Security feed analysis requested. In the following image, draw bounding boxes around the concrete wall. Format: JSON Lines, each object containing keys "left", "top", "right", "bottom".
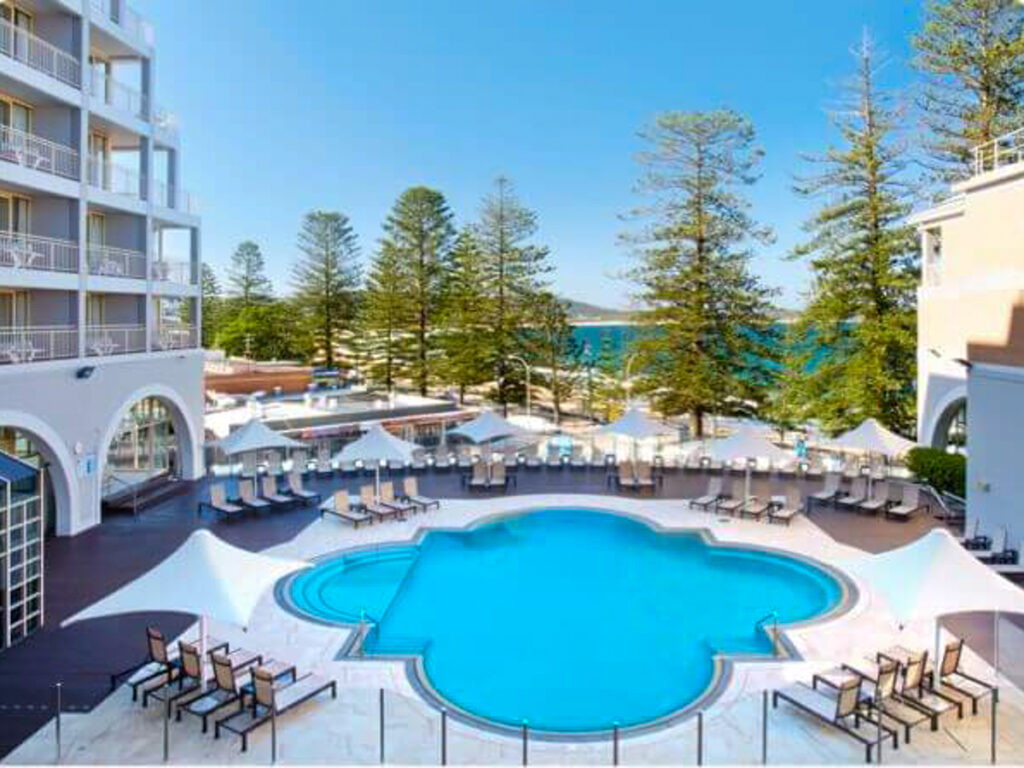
{"left": 0, "top": 351, "right": 205, "bottom": 535}
{"left": 966, "top": 363, "right": 1024, "bottom": 556}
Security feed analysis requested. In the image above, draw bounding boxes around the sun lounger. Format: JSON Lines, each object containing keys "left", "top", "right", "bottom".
{"left": 635, "top": 462, "right": 656, "bottom": 493}
{"left": 200, "top": 483, "right": 245, "bottom": 520}
{"left": 315, "top": 447, "right": 333, "bottom": 477}
{"left": 934, "top": 638, "right": 996, "bottom": 715}
{"left": 858, "top": 481, "right": 891, "bottom": 516}
{"left": 127, "top": 627, "right": 228, "bottom": 702}
{"left": 769, "top": 486, "right": 804, "bottom": 525}
{"left": 740, "top": 495, "right": 771, "bottom": 520}
{"left": 359, "top": 485, "right": 403, "bottom": 522}
{"left": 290, "top": 449, "right": 309, "bottom": 476}
{"left": 886, "top": 484, "right": 925, "bottom": 521}
{"left": 958, "top": 518, "right": 989, "bottom": 549}
{"left": 878, "top": 647, "right": 963, "bottom": 722}
{"left": 774, "top": 674, "right": 896, "bottom": 763}
{"left": 379, "top": 481, "right": 416, "bottom": 515}
{"left": 691, "top": 476, "right": 724, "bottom": 511}
{"left": 176, "top": 651, "right": 247, "bottom": 733}
{"left": 236, "top": 478, "right": 270, "bottom": 512}
{"left": 840, "top": 659, "right": 933, "bottom": 744}
{"left": 469, "top": 461, "right": 489, "bottom": 490}
{"left": 810, "top": 473, "right": 842, "bottom": 506}
{"left": 266, "top": 452, "right": 285, "bottom": 477}
{"left": 488, "top": 462, "right": 508, "bottom": 491}
{"left": 716, "top": 480, "right": 747, "bottom": 515}
{"left": 215, "top": 667, "right": 337, "bottom": 752}
{"left": 143, "top": 640, "right": 210, "bottom": 709}
{"left": 402, "top": 477, "right": 439, "bottom": 512}
{"left": 320, "top": 490, "right": 372, "bottom": 527}
{"left": 260, "top": 476, "right": 293, "bottom": 507}
{"left": 239, "top": 452, "right": 259, "bottom": 479}
{"left": 617, "top": 461, "right": 638, "bottom": 492}
{"left": 285, "top": 471, "right": 320, "bottom": 505}
{"left": 836, "top": 477, "right": 868, "bottom": 511}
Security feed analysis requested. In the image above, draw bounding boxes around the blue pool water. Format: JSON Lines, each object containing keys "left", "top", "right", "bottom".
{"left": 288, "top": 509, "right": 843, "bottom": 732}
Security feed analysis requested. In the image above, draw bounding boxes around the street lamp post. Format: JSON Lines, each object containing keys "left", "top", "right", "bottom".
{"left": 508, "top": 355, "right": 531, "bottom": 419}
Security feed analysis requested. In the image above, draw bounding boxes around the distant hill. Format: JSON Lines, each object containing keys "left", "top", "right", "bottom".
{"left": 562, "top": 298, "right": 632, "bottom": 323}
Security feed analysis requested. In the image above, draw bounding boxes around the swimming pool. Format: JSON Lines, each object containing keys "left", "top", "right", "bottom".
{"left": 286, "top": 508, "right": 846, "bottom": 734}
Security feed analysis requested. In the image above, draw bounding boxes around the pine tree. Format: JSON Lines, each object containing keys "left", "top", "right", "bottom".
{"left": 438, "top": 229, "right": 493, "bottom": 403}
{"left": 527, "top": 292, "right": 582, "bottom": 425}
{"left": 359, "top": 243, "right": 411, "bottom": 392}
{"left": 200, "top": 263, "right": 221, "bottom": 348}
{"left": 474, "top": 176, "right": 553, "bottom": 414}
{"left": 291, "top": 211, "right": 361, "bottom": 368}
{"left": 226, "top": 241, "right": 273, "bottom": 309}
{"left": 913, "top": 0, "right": 1024, "bottom": 183}
{"left": 784, "top": 33, "right": 919, "bottom": 435}
{"left": 624, "top": 110, "right": 778, "bottom": 437}
{"left": 378, "top": 187, "right": 455, "bottom": 395}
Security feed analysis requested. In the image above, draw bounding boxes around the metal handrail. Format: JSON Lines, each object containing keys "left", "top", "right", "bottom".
{"left": 974, "top": 127, "right": 1024, "bottom": 175}
{"left": 0, "top": 17, "right": 81, "bottom": 87}
{"left": 102, "top": 472, "right": 139, "bottom": 518}
{"left": 87, "top": 243, "right": 146, "bottom": 278}
{"left": 87, "top": 156, "right": 145, "bottom": 199}
{"left": 755, "top": 610, "right": 780, "bottom": 658}
{"left": 0, "top": 231, "right": 79, "bottom": 273}
{"left": 0, "top": 124, "right": 80, "bottom": 179}
{"left": 89, "top": 67, "right": 148, "bottom": 120}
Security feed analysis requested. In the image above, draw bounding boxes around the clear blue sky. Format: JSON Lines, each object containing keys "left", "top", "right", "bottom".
{"left": 136, "top": 0, "right": 923, "bottom": 310}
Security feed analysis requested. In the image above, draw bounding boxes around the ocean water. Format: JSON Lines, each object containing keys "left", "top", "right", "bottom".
{"left": 289, "top": 508, "right": 841, "bottom": 732}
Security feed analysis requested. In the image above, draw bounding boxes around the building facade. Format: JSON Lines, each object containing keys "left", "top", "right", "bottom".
{"left": 0, "top": 0, "right": 203, "bottom": 538}
{"left": 912, "top": 127, "right": 1024, "bottom": 555}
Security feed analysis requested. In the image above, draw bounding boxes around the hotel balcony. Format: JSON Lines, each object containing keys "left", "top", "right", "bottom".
{"left": 151, "top": 258, "right": 192, "bottom": 285}
{"left": 89, "top": 67, "right": 147, "bottom": 122}
{"left": 0, "top": 231, "right": 79, "bottom": 274}
{"left": 85, "top": 322, "right": 145, "bottom": 356}
{"left": 87, "top": 156, "right": 143, "bottom": 199}
{"left": 0, "top": 126, "right": 80, "bottom": 181}
{"left": 152, "top": 179, "right": 198, "bottom": 215}
{"left": 150, "top": 323, "right": 196, "bottom": 351}
{"left": 90, "top": 0, "right": 154, "bottom": 50}
{"left": 0, "top": 324, "right": 77, "bottom": 364}
{"left": 0, "top": 18, "right": 81, "bottom": 90}
{"left": 974, "top": 127, "right": 1024, "bottom": 175}
{"left": 86, "top": 243, "right": 146, "bottom": 279}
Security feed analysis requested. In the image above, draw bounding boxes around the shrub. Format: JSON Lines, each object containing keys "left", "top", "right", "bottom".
{"left": 905, "top": 447, "right": 966, "bottom": 497}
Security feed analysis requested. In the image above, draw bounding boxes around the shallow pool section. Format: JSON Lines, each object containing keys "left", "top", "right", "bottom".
{"left": 288, "top": 508, "right": 843, "bottom": 733}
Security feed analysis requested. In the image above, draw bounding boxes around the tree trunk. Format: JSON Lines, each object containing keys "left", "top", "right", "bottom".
{"left": 692, "top": 407, "right": 704, "bottom": 439}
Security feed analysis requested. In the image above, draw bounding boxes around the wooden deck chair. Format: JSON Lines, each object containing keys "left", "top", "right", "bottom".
{"left": 635, "top": 461, "right": 656, "bottom": 493}
{"left": 402, "top": 477, "right": 439, "bottom": 512}
{"left": 489, "top": 462, "right": 508, "bottom": 491}
{"left": 320, "top": 490, "right": 372, "bottom": 527}
{"left": 359, "top": 484, "right": 401, "bottom": 522}
{"left": 617, "top": 461, "right": 638, "bottom": 492}
{"left": 379, "top": 481, "right": 415, "bottom": 516}
{"left": 469, "top": 461, "right": 489, "bottom": 490}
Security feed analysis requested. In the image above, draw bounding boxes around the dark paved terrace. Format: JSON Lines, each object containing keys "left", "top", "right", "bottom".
{"left": 0, "top": 466, "right": 1017, "bottom": 756}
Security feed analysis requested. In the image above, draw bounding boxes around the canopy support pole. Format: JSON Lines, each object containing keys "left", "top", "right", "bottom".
{"left": 199, "top": 615, "right": 208, "bottom": 691}
{"left": 375, "top": 464, "right": 381, "bottom": 501}
{"left": 934, "top": 620, "right": 942, "bottom": 682}
{"left": 993, "top": 609, "right": 1000, "bottom": 765}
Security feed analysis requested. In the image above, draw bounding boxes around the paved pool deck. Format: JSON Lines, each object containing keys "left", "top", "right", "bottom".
{"left": 3, "top": 480, "right": 1022, "bottom": 765}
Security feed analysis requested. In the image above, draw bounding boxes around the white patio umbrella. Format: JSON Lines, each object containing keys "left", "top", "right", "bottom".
{"left": 703, "top": 425, "right": 794, "bottom": 501}
{"left": 335, "top": 423, "right": 421, "bottom": 498}
{"left": 842, "top": 528, "right": 1024, "bottom": 763}
{"left": 830, "top": 418, "right": 916, "bottom": 458}
{"left": 593, "top": 407, "right": 675, "bottom": 461}
{"left": 448, "top": 410, "right": 529, "bottom": 463}
{"left": 209, "top": 418, "right": 306, "bottom": 456}
{"left": 62, "top": 530, "right": 308, "bottom": 671}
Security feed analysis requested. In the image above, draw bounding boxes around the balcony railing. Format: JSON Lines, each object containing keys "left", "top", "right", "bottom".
{"left": 152, "top": 324, "right": 197, "bottom": 351}
{"left": 89, "top": 68, "right": 148, "bottom": 120}
{"left": 0, "top": 231, "right": 79, "bottom": 273}
{"left": 86, "top": 323, "right": 146, "bottom": 356}
{"left": 87, "top": 156, "right": 144, "bottom": 199}
{"left": 152, "top": 179, "right": 199, "bottom": 215}
{"left": 87, "top": 243, "right": 146, "bottom": 279}
{"left": 0, "top": 18, "right": 81, "bottom": 88}
{"left": 152, "top": 106, "right": 179, "bottom": 139}
{"left": 0, "top": 325, "right": 77, "bottom": 364}
{"left": 90, "top": 0, "right": 154, "bottom": 48}
{"left": 0, "top": 125, "right": 80, "bottom": 180}
{"left": 151, "top": 259, "right": 192, "bottom": 284}
{"left": 974, "top": 127, "right": 1024, "bottom": 175}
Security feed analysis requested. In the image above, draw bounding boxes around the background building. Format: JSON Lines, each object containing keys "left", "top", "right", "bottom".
{"left": 0, "top": 0, "right": 203, "bottom": 540}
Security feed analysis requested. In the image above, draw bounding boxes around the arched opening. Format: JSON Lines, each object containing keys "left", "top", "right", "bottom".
{"left": 0, "top": 414, "right": 78, "bottom": 537}
{"left": 931, "top": 397, "right": 967, "bottom": 454}
{"left": 98, "top": 388, "right": 201, "bottom": 516}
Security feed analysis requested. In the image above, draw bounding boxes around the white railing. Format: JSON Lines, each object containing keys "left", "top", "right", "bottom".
{"left": 87, "top": 156, "right": 144, "bottom": 199}
{"left": 974, "top": 127, "right": 1024, "bottom": 175}
{"left": 90, "top": 0, "right": 154, "bottom": 48}
{"left": 0, "top": 231, "right": 78, "bottom": 273}
{"left": 0, "top": 18, "right": 81, "bottom": 88}
{"left": 151, "top": 259, "right": 192, "bottom": 284}
{"left": 0, "top": 124, "right": 80, "bottom": 180}
{"left": 86, "top": 324, "right": 146, "bottom": 356}
{"left": 152, "top": 106, "right": 179, "bottom": 139}
{"left": 89, "top": 67, "right": 148, "bottom": 120}
{"left": 0, "top": 325, "right": 77, "bottom": 364}
{"left": 152, "top": 324, "right": 197, "bottom": 351}
{"left": 87, "top": 243, "right": 146, "bottom": 278}
{"left": 152, "top": 179, "right": 199, "bottom": 215}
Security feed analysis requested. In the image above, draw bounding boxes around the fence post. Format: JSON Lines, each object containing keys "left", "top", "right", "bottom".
{"left": 697, "top": 711, "right": 703, "bottom": 766}
{"left": 521, "top": 720, "right": 528, "bottom": 766}
{"left": 612, "top": 722, "right": 619, "bottom": 766}
{"left": 379, "top": 688, "right": 385, "bottom": 764}
{"left": 54, "top": 682, "right": 62, "bottom": 764}
{"left": 271, "top": 707, "right": 277, "bottom": 764}
{"left": 761, "top": 690, "right": 768, "bottom": 764}
{"left": 163, "top": 694, "right": 170, "bottom": 763}
{"left": 440, "top": 709, "right": 447, "bottom": 766}
{"left": 991, "top": 687, "right": 999, "bottom": 765}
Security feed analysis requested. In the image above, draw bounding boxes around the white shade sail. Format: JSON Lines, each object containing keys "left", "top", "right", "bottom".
{"left": 841, "top": 529, "right": 1024, "bottom": 625}
{"left": 830, "top": 418, "right": 916, "bottom": 458}
{"left": 593, "top": 408, "right": 675, "bottom": 441}
{"left": 62, "top": 530, "right": 309, "bottom": 629}
{"left": 210, "top": 419, "right": 306, "bottom": 456}
{"left": 334, "top": 423, "right": 422, "bottom": 465}
{"left": 448, "top": 410, "right": 528, "bottom": 444}
{"left": 703, "top": 425, "right": 793, "bottom": 465}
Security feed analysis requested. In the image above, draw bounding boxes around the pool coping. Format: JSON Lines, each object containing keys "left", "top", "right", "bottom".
{"left": 275, "top": 502, "right": 860, "bottom": 743}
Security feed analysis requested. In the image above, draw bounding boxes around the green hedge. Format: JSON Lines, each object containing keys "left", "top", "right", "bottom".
{"left": 905, "top": 447, "right": 966, "bottom": 497}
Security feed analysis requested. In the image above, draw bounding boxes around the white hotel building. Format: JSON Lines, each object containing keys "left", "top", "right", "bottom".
{"left": 0, "top": 0, "right": 204, "bottom": 545}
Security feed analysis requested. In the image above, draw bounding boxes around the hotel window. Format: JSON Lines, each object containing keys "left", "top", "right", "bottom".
{"left": 86, "top": 294, "right": 106, "bottom": 326}
{"left": 0, "top": 4, "right": 34, "bottom": 61}
{"left": 0, "top": 193, "right": 30, "bottom": 235}
{"left": 0, "top": 94, "right": 32, "bottom": 142}
{"left": 926, "top": 227, "right": 942, "bottom": 286}
{"left": 0, "top": 289, "right": 30, "bottom": 328}
{"left": 87, "top": 212, "right": 106, "bottom": 246}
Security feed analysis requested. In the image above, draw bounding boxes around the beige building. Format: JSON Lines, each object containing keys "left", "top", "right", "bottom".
{"left": 911, "top": 127, "right": 1024, "bottom": 557}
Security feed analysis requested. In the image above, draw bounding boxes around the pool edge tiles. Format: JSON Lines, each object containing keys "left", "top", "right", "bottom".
{"left": 275, "top": 505, "right": 860, "bottom": 741}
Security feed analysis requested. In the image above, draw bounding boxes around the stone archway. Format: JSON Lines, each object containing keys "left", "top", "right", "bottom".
{"left": 0, "top": 410, "right": 79, "bottom": 536}
{"left": 928, "top": 388, "right": 968, "bottom": 451}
